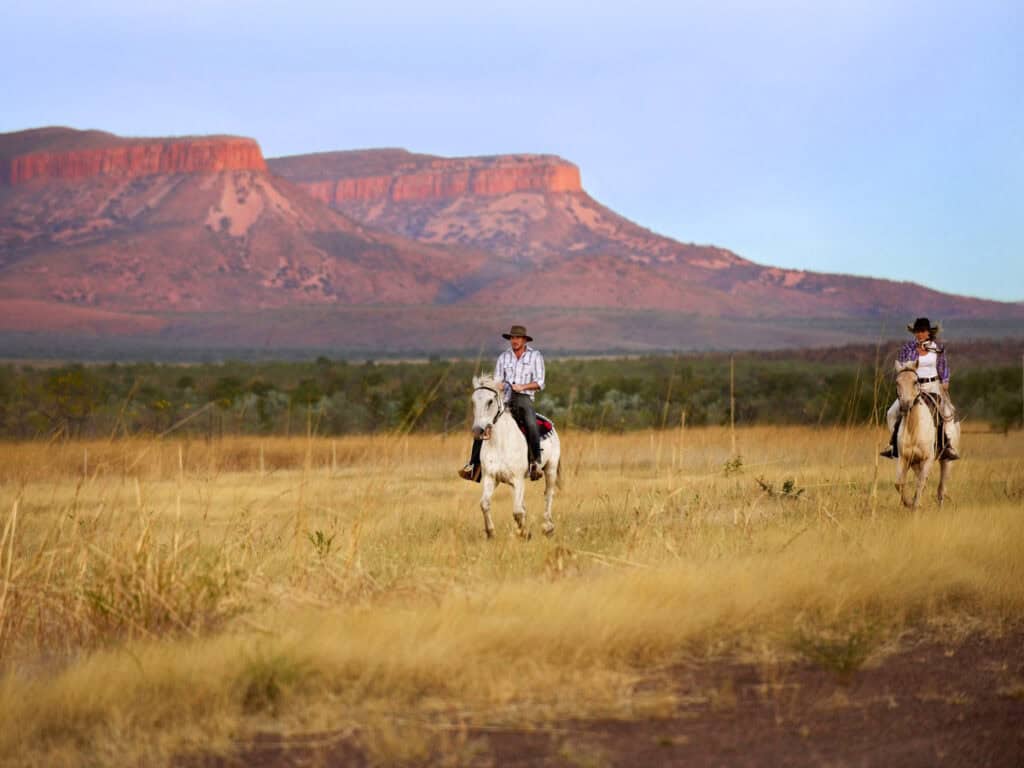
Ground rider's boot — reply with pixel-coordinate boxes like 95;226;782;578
528;447;543;481
879;422;899;459
939;426;960;461
459;439;483;481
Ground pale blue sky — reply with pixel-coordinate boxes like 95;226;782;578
3;0;1021;301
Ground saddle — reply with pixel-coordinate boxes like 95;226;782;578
918;392;947;456
466;413;554;484
513;412;554;440
892;393;946;458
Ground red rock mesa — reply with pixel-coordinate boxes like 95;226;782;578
1;127;266;185
269;150;581;205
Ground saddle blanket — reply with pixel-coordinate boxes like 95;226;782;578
515;413;554;439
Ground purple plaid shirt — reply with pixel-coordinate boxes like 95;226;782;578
897;341;950;382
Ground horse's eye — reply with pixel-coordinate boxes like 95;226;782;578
487;399;493;407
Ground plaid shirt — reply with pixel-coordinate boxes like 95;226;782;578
897;341;950;382
494;345;545;402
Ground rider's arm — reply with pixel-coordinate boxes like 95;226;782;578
938;347;950;390
494;353;511;399
895;341;917;372
532;351;545;392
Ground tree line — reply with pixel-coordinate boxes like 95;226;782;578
0;351;1020;440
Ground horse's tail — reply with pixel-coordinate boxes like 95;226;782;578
550;430;565;490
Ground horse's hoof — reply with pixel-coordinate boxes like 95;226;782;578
542;522;555;537
485;528;495;539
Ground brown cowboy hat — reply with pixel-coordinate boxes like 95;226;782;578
501;324;533;342
907;317;940;334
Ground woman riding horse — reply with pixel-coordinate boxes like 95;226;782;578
881;317;960;461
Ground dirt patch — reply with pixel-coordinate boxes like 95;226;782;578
183;629;1024;767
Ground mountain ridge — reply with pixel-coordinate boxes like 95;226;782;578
1;127;266;185
270;147;1017;320
0;127;1020;356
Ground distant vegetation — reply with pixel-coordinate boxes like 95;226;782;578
2;342;1021;439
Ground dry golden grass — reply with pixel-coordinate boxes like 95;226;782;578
0;426;1022;766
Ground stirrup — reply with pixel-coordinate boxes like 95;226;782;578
529;462;543;481
458;463;480;481
879;446;896;459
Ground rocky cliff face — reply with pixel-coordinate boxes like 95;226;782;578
268;146;1024;327
269;151;581;205
1;128;266;185
0;130;491;324
271;147;739;269
3;129;1022;353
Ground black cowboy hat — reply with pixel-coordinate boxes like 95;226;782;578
501;324;533;342
907;317;940;334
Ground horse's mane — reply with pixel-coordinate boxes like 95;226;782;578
473;374;503;392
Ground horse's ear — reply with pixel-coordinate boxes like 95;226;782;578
472;375;483;388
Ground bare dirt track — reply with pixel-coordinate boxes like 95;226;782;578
186;628;1024;767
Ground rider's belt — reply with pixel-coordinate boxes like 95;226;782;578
917;376;939;383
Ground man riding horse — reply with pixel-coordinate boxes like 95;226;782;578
460;325;546;482
880;317;961;461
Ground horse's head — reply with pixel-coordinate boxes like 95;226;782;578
894;360;919;415
471;375;504;440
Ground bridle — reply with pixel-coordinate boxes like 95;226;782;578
895;369;919;417
474;385;506;429
895;369;940;422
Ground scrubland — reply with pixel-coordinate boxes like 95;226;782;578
0;426;1021;766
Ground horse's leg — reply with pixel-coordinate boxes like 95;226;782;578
895;458;910;507
913;458;933;510
512;477;528;536
480;475;496;539
541;459;557;537
937;459;949;507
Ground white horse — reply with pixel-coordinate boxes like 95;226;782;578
470;374;561;539
893;361;951;508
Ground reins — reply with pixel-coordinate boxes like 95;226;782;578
895;370;918;417
896;372;941;419
896;372;943;450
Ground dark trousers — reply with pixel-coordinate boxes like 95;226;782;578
467;394;542;466
510;393;542;463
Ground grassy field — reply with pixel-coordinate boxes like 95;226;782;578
0;426;1022;766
